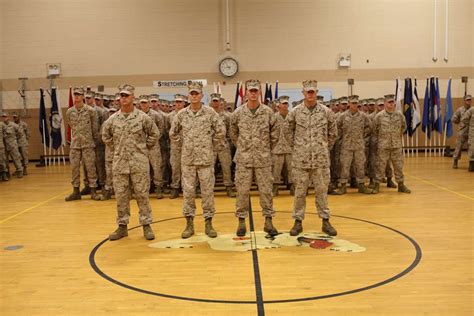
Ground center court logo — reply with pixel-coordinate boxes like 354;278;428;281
148;232;366;252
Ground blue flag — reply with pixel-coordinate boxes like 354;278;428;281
50;88;62;150
39;88;50;147
444;78;453;138
434;77;443;134
412;79;422;133
403;78;413;136
421;79;431;139
274;81;279;99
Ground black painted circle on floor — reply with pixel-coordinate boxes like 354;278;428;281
89;212;422;304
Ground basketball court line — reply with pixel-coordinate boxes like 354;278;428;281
248;197;265;316
406;174;474;201
0;189;70;224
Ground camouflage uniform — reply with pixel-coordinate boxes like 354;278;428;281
287;102;337;220
16;120;30;168
373;110;406;183
272;112;293;185
83;105;107;188
330;111;343;188
102;111;117;192
3;121;23;173
215;111;234;187
0;122;7;174
66;104;99;188
144;108;165;188
230;103;279;218
168;110;182;190
102;108;159;226
368;111;394;180
452;105;470;160
160;111;171;188
338;110;371;184
461;107;474;163
169;106;225;219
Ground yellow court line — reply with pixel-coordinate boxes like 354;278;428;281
0;190;70;224
407;174;474;201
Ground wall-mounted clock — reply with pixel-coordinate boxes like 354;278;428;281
219;57;239;78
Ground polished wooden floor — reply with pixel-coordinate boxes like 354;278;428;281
1;156;473;315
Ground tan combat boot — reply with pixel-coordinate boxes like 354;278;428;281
226;186;236;197
22;166;28;175
386;177;397;188
337;183;347;195
358;183;373;194
90;188;101;201
156;186;163;199
16;170;23;178
372;182;380;194
322;219;337;236
263;217;278;236
65;187;81;201
453;159;458;169
289;220;303;236
181;216;195;239
397;182;411;193
2;172;8;181
236;218;246;237
205;218;217;238
170;188;179;199
272;184;279;197
143;224;155;240
109;225;128;241
101;189;112;201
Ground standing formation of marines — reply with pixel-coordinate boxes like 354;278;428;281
60;80;424;240
0;112;30;181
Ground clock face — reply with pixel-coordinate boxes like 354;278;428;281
219;58;238;77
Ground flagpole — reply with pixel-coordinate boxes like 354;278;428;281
42;119;47;165
424;133;427;157
416;129;419;157
442;122;447;156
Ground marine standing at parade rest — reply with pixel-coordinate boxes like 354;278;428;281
230;79;280;237
169;82;226;238
286;80;338;236
102;84;159;241
64;87;101;201
372;94;411;194
452;94;471;169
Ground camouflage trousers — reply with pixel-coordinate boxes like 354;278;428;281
0;147;6;172
96;144;106;187
160;141;171;186
272;153;293;184
453;134;468;160
182;165;215;219
70;147;97;188
148;144;163;187
330;140;341;185
340;148;366;184
19;146;28;167
292;167;331;221
235;165;275;219
6;146;23;172
104;147;113;191
468;142;474;161
214;147;233;187
113;172;152;226
170;144;181;189
376;148;404;183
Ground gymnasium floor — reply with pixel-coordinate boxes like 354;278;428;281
1;156;473;315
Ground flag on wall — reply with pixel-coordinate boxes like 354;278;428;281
412;79;422;134
67;87;73;144
403;78;413;135
39;88;50;147
444;78;454;138
421;78;431;139
50;87;65;149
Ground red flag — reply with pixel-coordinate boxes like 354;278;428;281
67;87;73;143
239;83;244;105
